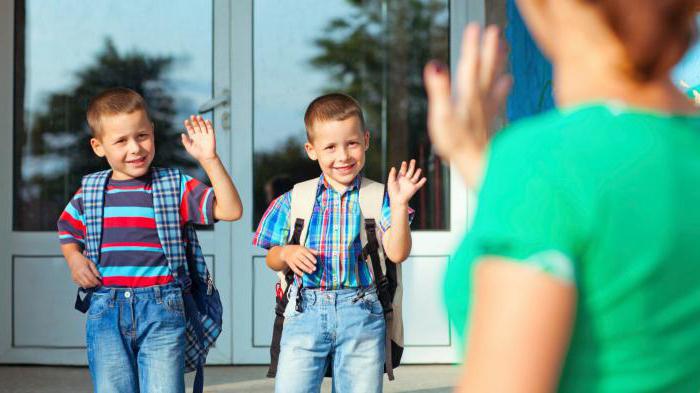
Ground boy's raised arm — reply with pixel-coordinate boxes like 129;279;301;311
183;115;243;221
382;159;426;263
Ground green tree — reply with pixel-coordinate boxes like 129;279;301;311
309;0;450;229
16;39;194;230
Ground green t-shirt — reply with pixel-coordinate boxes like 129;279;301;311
445;103;700;392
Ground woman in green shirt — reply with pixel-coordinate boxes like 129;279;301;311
424;0;699;392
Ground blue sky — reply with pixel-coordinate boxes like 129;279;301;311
253;0;353;152
26;1;699;155
26;0;213;123
672;16;700;88
25;0;355;154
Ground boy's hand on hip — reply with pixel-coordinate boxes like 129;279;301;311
280;245;318;276
387;159;427;206
182;115;218;162
68;254;102;288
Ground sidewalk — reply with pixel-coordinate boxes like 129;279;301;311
0;364;459;393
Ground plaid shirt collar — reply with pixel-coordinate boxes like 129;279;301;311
318;173;362;196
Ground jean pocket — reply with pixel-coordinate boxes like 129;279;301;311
361;292;385;317
163;292;185;316
87;295;111;320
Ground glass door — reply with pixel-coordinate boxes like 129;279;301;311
231;0;477;364
1;0;233;365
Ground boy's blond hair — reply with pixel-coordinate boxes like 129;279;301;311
86;87;149;137
303;93;366;141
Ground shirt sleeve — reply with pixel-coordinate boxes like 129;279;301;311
253;191;292;250
179;174;215;225
57;188;86;249
379;192;415;233
465;128;588;283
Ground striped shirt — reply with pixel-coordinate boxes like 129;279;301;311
57;173;215;287
253;174;413;289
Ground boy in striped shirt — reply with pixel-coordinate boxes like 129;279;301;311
254;93;426;393
57;87;242;392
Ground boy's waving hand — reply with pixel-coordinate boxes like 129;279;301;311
182;115;217;161
181;114;243;222
387;159;427;205
383;159;426;263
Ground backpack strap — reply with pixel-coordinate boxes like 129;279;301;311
289;178;319;246
275;178;319;293
267;178;320;378
358;177;402;380
150;167;189;286
74;169;111;313
81;169;112;266
152;167;219;393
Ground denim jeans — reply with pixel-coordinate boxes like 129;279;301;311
86;283;186;393
275;285;386;393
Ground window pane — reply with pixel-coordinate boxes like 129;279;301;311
13;0;213;230
673;15;700;103
252;0;450;230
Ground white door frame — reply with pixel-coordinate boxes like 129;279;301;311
0;0;235;365
0;0;18;364
229;0;485;365
0;0;488;366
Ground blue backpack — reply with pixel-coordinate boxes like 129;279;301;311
75;167;222;393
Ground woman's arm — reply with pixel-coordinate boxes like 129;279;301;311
456;257;576;393
423;24;511;190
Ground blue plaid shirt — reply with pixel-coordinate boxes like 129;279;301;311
253;174;413;289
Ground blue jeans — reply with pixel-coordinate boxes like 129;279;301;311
86;283;186;393
275;285;386;393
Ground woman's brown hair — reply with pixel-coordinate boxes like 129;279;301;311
585;0;698;81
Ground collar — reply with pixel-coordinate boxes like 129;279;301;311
318;173;362;196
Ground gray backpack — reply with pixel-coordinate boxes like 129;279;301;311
267;177;404;380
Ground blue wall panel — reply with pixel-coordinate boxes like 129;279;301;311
505;0;554;121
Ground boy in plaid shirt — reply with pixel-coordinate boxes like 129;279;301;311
254;93;426;393
57;88;242;393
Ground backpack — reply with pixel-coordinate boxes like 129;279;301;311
74;167;222;393
267;177;404;380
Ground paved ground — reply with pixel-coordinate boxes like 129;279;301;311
0;365;460;393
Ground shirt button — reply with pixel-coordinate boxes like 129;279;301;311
333;226;339;232
124;291;131;298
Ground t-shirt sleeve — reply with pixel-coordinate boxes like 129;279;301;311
57;188;86;249
379;192;415;233
253;191;292;250
466;129;588;283
179;174;215;225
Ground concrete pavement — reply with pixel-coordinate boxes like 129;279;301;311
0;364;460;392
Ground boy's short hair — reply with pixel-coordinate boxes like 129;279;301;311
303;93;366;141
86;87;149;137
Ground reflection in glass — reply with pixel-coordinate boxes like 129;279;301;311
673;15;700;104
14;1;213;230
253;0;450;230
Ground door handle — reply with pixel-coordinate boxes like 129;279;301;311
198;89;230;113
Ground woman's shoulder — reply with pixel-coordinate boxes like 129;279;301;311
493;104;613;150
490;102;698;165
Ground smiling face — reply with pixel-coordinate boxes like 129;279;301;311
89;109;155;180
304;115;369;191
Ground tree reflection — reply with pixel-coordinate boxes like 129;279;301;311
253;0;450;230
15;39;196;230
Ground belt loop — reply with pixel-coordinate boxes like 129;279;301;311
352;287;367;303
304;289;315;307
154;285;162;304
